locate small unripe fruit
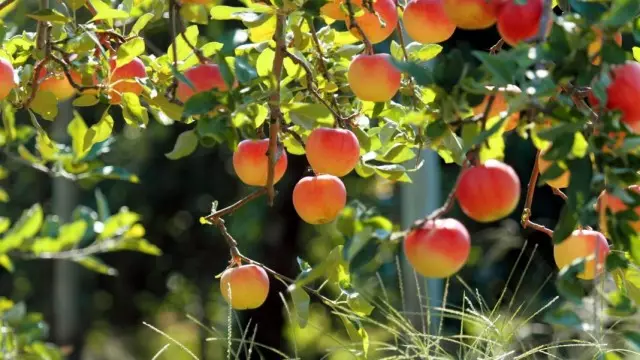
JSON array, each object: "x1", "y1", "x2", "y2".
[
  {"x1": 345, "y1": 0, "x2": 398, "y2": 44},
  {"x1": 404, "y1": 218, "x2": 471, "y2": 278},
  {"x1": 602, "y1": 61, "x2": 640, "y2": 134},
  {"x1": 108, "y1": 57, "x2": 147, "y2": 105},
  {"x1": 496, "y1": 0, "x2": 549, "y2": 46},
  {"x1": 38, "y1": 68, "x2": 82, "y2": 101},
  {"x1": 0, "y1": 58, "x2": 16, "y2": 100},
  {"x1": 588, "y1": 27, "x2": 623, "y2": 66},
  {"x1": 348, "y1": 54, "x2": 401, "y2": 102},
  {"x1": 176, "y1": 64, "x2": 228, "y2": 103},
  {"x1": 293, "y1": 175, "x2": 347, "y2": 224},
  {"x1": 537, "y1": 149, "x2": 570, "y2": 189},
  {"x1": 220, "y1": 265, "x2": 270, "y2": 310},
  {"x1": 554, "y1": 230, "x2": 610, "y2": 280},
  {"x1": 443, "y1": 0, "x2": 499, "y2": 30},
  {"x1": 456, "y1": 160, "x2": 521, "y2": 223},
  {"x1": 597, "y1": 185, "x2": 640, "y2": 235},
  {"x1": 232, "y1": 139, "x2": 288, "y2": 187},
  {"x1": 403, "y1": 0, "x2": 456, "y2": 44},
  {"x1": 306, "y1": 128, "x2": 360, "y2": 177}
]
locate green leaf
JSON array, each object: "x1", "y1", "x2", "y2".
[
  {"x1": 543, "y1": 307, "x2": 583, "y2": 329},
  {"x1": 295, "y1": 245, "x2": 348, "y2": 288},
  {"x1": 67, "y1": 111, "x2": 88, "y2": 161},
  {"x1": 95, "y1": 189, "x2": 110, "y2": 222},
  {"x1": 2, "y1": 103, "x2": 16, "y2": 142},
  {"x1": 552, "y1": 205, "x2": 578, "y2": 244},
  {"x1": 27, "y1": 9, "x2": 70, "y2": 24},
  {"x1": 473, "y1": 51, "x2": 516, "y2": 86},
  {"x1": 0, "y1": 255, "x2": 13, "y2": 272},
  {"x1": 210, "y1": 5, "x2": 271, "y2": 21},
  {"x1": 116, "y1": 37, "x2": 145, "y2": 68},
  {"x1": 165, "y1": 129, "x2": 199, "y2": 160},
  {"x1": 131, "y1": 13, "x2": 155, "y2": 35},
  {"x1": 183, "y1": 91, "x2": 218, "y2": 117},
  {"x1": 30, "y1": 91, "x2": 58, "y2": 121},
  {"x1": 84, "y1": 112, "x2": 114, "y2": 153},
  {"x1": 99, "y1": 210, "x2": 140, "y2": 240},
  {"x1": 75, "y1": 256, "x2": 118, "y2": 276},
  {"x1": 346, "y1": 291, "x2": 375, "y2": 316},
  {"x1": 285, "y1": 103, "x2": 334, "y2": 130},
  {"x1": 181, "y1": 42, "x2": 224, "y2": 70},
  {"x1": 73, "y1": 94, "x2": 100, "y2": 107},
  {"x1": 601, "y1": 0, "x2": 640, "y2": 29},
  {"x1": 113, "y1": 238, "x2": 161, "y2": 255},
  {"x1": 0, "y1": 188, "x2": 7, "y2": 203},
  {"x1": 623, "y1": 331, "x2": 640, "y2": 350},
  {"x1": 57, "y1": 221, "x2": 88, "y2": 248},
  {"x1": 82, "y1": 166, "x2": 140, "y2": 183},
  {"x1": 8, "y1": 203, "x2": 44, "y2": 240},
  {"x1": 338, "y1": 315, "x2": 369, "y2": 358},
  {"x1": 463, "y1": 116, "x2": 506, "y2": 153},
  {"x1": 556, "y1": 258, "x2": 587, "y2": 304},
  {"x1": 288, "y1": 286, "x2": 310, "y2": 328},
  {"x1": 0, "y1": 217, "x2": 10, "y2": 234},
  {"x1": 389, "y1": 59, "x2": 434, "y2": 86},
  {"x1": 405, "y1": 42, "x2": 443, "y2": 62},
  {"x1": 122, "y1": 93, "x2": 149, "y2": 127},
  {"x1": 89, "y1": 0, "x2": 129, "y2": 21},
  {"x1": 256, "y1": 48, "x2": 275, "y2": 78},
  {"x1": 168, "y1": 25, "x2": 199, "y2": 62}
]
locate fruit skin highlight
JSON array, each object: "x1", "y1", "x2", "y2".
[
  {"x1": 306, "y1": 128, "x2": 360, "y2": 177},
  {"x1": 293, "y1": 175, "x2": 347, "y2": 224},
  {"x1": 597, "y1": 185, "x2": 640, "y2": 235},
  {"x1": 404, "y1": 218, "x2": 471, "y2": 278},
  {"x1": 233, "y1": 139, "x2": 288, "y2": 187},
  {"x1": 403, "y1": 0, "x2": 456, "y2": 44},
  {"x1": 588, "y1": 27, "x2": 623, "y2": 66},
  {"x1": 537, "y1": 148, "x2": 570, "y2": 189},
  {"x1": 443, "y1": 0, "x2": 499, "y2": 30},
  {"x1": 456, "y1": 159, "x2": 521, "y2": 223},
  {"x1": 0, "y1": 57, "x2": 16, "y2": 101},
  {"x1": 496, "y1": 0, "x2": 547, "y2": 46},
  {"x1": 108, "y1": 57, "x2": 147, "y2": 105},
  {"x1": 553, "y1": 230, "x2": 610, "y2": 280},
  {"x1": 348, "y1": 53, "x2": 401, "y2": 102},
  {"x1": 602, "y1": 61, "x2": 640, "y2": 134},
  {"x1": 345, "y1": 0, "x2": 398, "y2": 44},
  {"x1": 176, "y1": 64, "x2": 228, "y2": 103},
  {"x1": 220, "y1": 265, "x2": 270, "y2": 310}
]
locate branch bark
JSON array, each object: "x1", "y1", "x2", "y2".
[{"x1": 521, "y1": 149, "x2": 554, "y2": 237}]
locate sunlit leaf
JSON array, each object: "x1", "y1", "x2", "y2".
[
  {"x1": 75, "y1": 256, "x2": 118, "y2": 276},
  {"x1": 165, "y1": 129, "x2": 199, "y2": 160}
]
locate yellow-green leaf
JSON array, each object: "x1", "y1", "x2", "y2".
[
  {"x1": 99, "y1": 210, "x2": 140, "y2": 240},
  {"x1": 0, "y1": 255, "x2": 13, "y2": 272},
  {"x1": 122, "y1": 93, "x2": 149, "y2": 127},
  {"x1": 114, "y1": 238, "x2": 161, "y2": 255},
  {"x1": 30, "y1": 91, "x2": 58, "y2": 121},
  {"x1": 116, "y1": 37, "x2": 145, "y2": 68},
  {"x1": 0, "y1": 188, "x2": 8, "y2": 203},
  {"x1": 84, "y1": 112, "x2": 114, "y2": 152},
  {"x1": 8, "y1": 203, "x2": 43, "y2": 240},
  {"x1": 57, "y1": 221, "x2": 88, "y2": 248},
  {"x1": 168, "y1": 25, "x2": 199, "y2": 62},
  {"x1": 75, "y1": 256, "x2": 118, "y2": 276},
  {"x1": 27, "y1": 9, "x2": 70, "y2": 24},
  {"x1": 2, "y1": 102, "x2": 16, "y2": 142},
  {"x1": 131, "y1": 13, "x2": 154, "y2": 34},
  {"x1": 571, "y1": 132, "x2": 588, "y2": 158},
  {"x1": 165, "y1": 129, "x2": 198, "y2": 160},
  {"x1": 248, "y1": 14, "x2": 277, "y2": 43},
  {"x1": 0, "y1": 217, "x2": 10, "y2": 234},
  {"x1": 633, "y1": 47, "x2": 640, "y2": 62},
  {"x1": 256, "y1": 47, "x2": 275, "y2": 77},
  {"x1": 67, "y1": 111, "x2": 88, "y2": 160},
  {"x1": 89, "y1": 0, "x2": 129, "y2": 22},
  {"x1": 36, "y1": 132, "x2": 57, "y2": 161}
]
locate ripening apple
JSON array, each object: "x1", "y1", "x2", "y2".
[
  {"x1": 0, "y1": 57, "x2": 16, "y2": 101},
  {"x1": 293, "y1": 174, "x2": 346, "y2": 224},
  {"x1": 306, "y1": 128, "x2": 360, "y2": 177},
  {"x1": 220, "y1": 264, "x2": 270, "y2": 310},
  {"x1": 404, "y1": 218, "x2": 471, "y2": 278},
  {"x1": 348, "y1": 53, "x2": 401, "y2": 102},
  {"x1": 537, "y1": 148, "x2": 570, "y2": 189},
  {"x1": 553, "y1": 230, "x2": 610, "y2": 280},
  {"x1": 456, "y1": 159, "x2": 521, "y2": 223},
  {"x1": 232, "y1": 139, "x2": 288, "y2": 187},
  {"x1": 442, "y1": 0, "x2": 499, "y2": 30},
  {"x1": 37, "y1": 68, "x2": 82, "y2": 101},
  {"x1": 108, "y1": 57, "x2": 147, "y2": 105},
  {"x1": 597, "y1": 185, "x2": 640, "y2": 235},
  {"x1": 599, "y1": 61, "x2": 640, "y2": 134},
  {"x1": 176, "y1": 63, "x2": 228, "y2": 103},
  {"x1": 345, "y1": 0, "x2": 398, "y2": 44},
  {"x1": 496, "y1": 0, "x2": 550, "y2": 46},
  {"x1": 403, "y1": 0, "x2": 456, "y2": 44},
  {"x1": 472, "y1": 84, "x2": 522, "y2": 132},
  {"x1": 588, "y1": 27, "x2": 623, "y2": 66},
  {"x1": 321, "y1": 0, "x2": 347, "y2": 20}
]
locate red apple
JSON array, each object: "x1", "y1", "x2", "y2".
[
  {"x1": 348, "y1": 53, "x2": 401, "y2": 102},
  {"x1": 176, "y1": 63, "x2": 228, "y2": 103},
  {"x1": 108, "y1": 57, "x2": 147, "y2": 105},
  {"x1": 293, "y1": 174, "x2": 347, "y2": 224},
  {"x1": 496, "y1": 0, "x2": 549, "y2": 46},
  {"x1": 456, "y1": 159, "x2": 521, "y2": 223},
  {"x1": 306, "y1": 128, "x2": 360, "y2": 177},
  {"x1": 37, "y1": 68, "x2": 82, "y2": 101},
  {"x1": 553, "y1": 230, "x2": 610, "y2": 280},
  {"x1": 0, "y1": 57, "x2": 16, "y2": 101},
  {"x1": 601, "y1": 61, "x2": 640, "y2": 134},
  {"x1": 232, "y1": 139, "x2": 288, "y2": 187},
  {"x1": 403, "y1": 0, "x2": 456, "y2": 44},
  {"x1": 220, "y1": 264, "x2": 270, "y2": 310},
  {"x1": 443, "y1": 0, "x2": 500, "y2": 30},
  {"x1": 404, "y1": 218, "x2": 471, "y2": 278},
  {"x1": 345, "y1": 0, "x2": 398, "y2": 44}
]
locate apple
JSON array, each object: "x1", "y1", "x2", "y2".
[
  {"x1": 345, "y1": 0, "x2": 398, "y2": 44},
  {"x1": 176, "y1": 63, "x2": 228, "y2": 103},
  {"x1": 37, "y1": 68, "x2": 83, "y2": 101},
  {"x1": 597, "y1": 185, "x2": 640, "y2": 235},
  {"x1": 443, "y1": 0, "x2": 499, "y2": 30},
  {"x1": 0, "y1": 57, "x2": 16, "y2": 101},
  {"x1": 306, "y1": 128, "x2": 360, "y2": 177},
  {"x1": 348, "y1": 53, "x2": 401, "y2": 102},
  {"x1": 403, "y1": 0, "x2": 456, "y2": 44},
  {"x1": 537, "y1": 148, "x2": 570, "y2": 189},
  {"x1": 321, "y1": 0, "x2": 348, "y2": 20},
  {"x1": 600, "y1": 61, "x2": 640, "y2": 134},
  {"x1": 496, "y1": 0, "x2": 550, "y2": 46},
  {"x1": 456, "y1": 159, "x2": 521, "y2": 223},
  {"x1": 232, "y1": 139, "x2": 288, "y2": 187},
  {"x1": 293, "y1": 174, "x2": 347, "y2": 224},
  {"x1": 108, "y1": 57, "x2": 147, "y2": 105},
  {"x1": 404, "y1": 218, "x2": 471, "y2": 278},
  {"x1": 588, "y1": 27, "x2": 623, "y2": 66},
  {"x1": 220, "y1": 264, "x2": 270, "y2": 310},
  {"x1": 553, "y1": 230, "x2": 610, "y2": 280}
]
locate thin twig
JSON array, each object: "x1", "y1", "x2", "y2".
[
  {"x1": 204, "y1": 189, "x2": 268, "y2": 221},
  {"x1": 2, "y1": 148, "x2": 78, "y2": 180},
  {"x1": 552, "y1": 187, "x2": 568, "y2": 201},
  {"x1": 345, "y1": 0, "x2": 373, "y2": 55},
  {"x1": 265, "y1": 14, "x2": 287, "y2": 206},
  {"x1": 12, "y1": 238, "x2": 120, "y2": 260},
  {"x1": 521, "y1": 149, "x2": 554, "y2": 237},
  {"x1": 49, "y1": 54, "x2": 102, "y2": 92},
  {"x1": 490, "y1": 39, "x2": 504, "y2": 54}
]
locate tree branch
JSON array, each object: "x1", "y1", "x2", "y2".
[
  {"x1": 345, "y1": 0, "x2": 373, "y2": 55},
  {"x1": 552, "y1": 187, "x2": 568, "y2": 201},
  {"x1": 265, "y1": 14, "x2": 287, "y2": 206},
  {"x1": 521, "y1": 149, "x2": 554, "y2": 237}
]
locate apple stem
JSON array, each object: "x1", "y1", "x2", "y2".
[
  {"x1": 345, "y1": 0, "x2": 374, "y2": 55},
  {"x1": 521, "y1": 149, "x2": 555, "y2": 237}
]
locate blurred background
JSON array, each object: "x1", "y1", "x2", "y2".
[{"x1": 0, "y1": 2, "x2": 582, "y2": 359}]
